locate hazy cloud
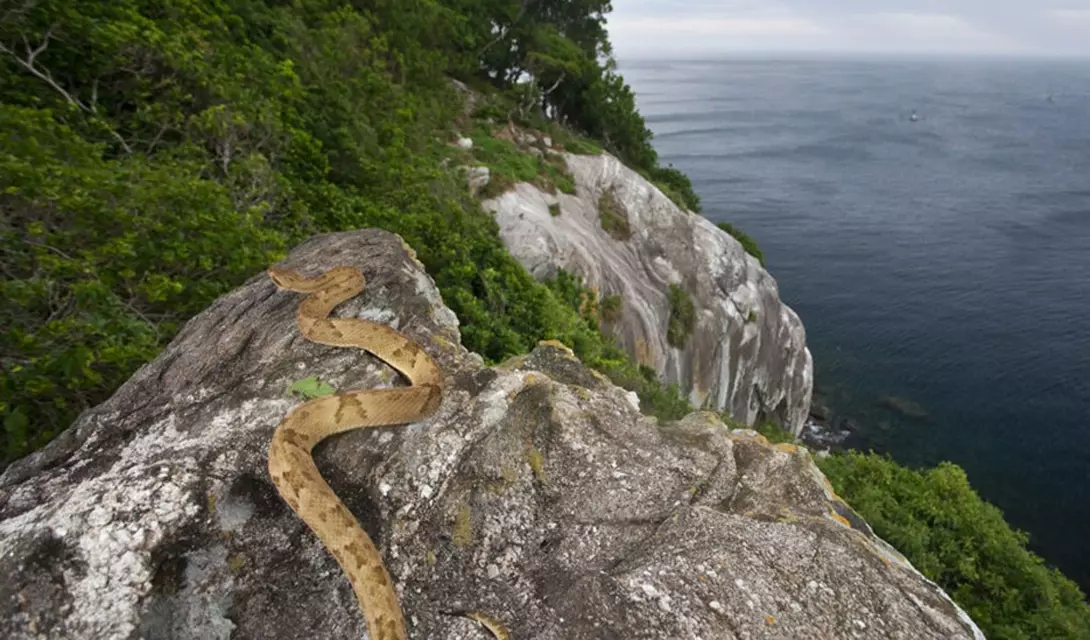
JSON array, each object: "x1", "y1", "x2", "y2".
[{"x1": 608, "y1": 1, "x2": 1090, "y2": 57}]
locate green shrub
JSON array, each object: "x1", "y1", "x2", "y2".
[
  {"x1": 717, "y1": 222, "x2": 766, "y2": 267},
  {"x1": 819, "y1": 452, "x2": 1090, "y2": 639},
  {"x1": 598, "y1": 190, "x2": 631, "y2": 240},
  {"x1": 666, "y1": 284, "x2": 696, "y2": 348},
  {"x1": 600, "y1": 294, "x2": 622, "y2": 323},
  {"x1": 548, "y1": 203, "x2": 561, "y2": 217}
]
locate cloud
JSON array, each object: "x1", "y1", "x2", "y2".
[
  {"x1": 1048, "y1": 8, "x2": 1090, "y2": 22},
  {"x1": 607, "y1": 1, "x2": 1090, "y2": 57},
  {"x1": 839, "y1": 12, "x2": 1027, "y2": 53},
  {"x1": 611, "y1": 16, "x2": 828, "y2": 39}
]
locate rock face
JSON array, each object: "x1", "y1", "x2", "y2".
[
  {"x1": 482, "y1": 151, "x2": 813, "y2": 435},
  {"x1": 0, "y1": 230, "x2": 982, "y2": 640}
]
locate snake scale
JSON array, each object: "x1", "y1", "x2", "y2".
[{"x1": 267, "y1": 265, "x2": 508, "y2": 640}]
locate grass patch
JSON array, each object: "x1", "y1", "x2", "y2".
[
  {"x1": 755, "y1": 420, "x2": 795, "y2": 444},
  {"x1": 548, "y1": 203, "x2": 561, "y2": 217},
  {"x1": 666, "y1": 284, "x2": 696, "y2": 348},
  {"x1": 717, "y1": 222, "x2": 766, "y2": 267},
  {"x1": 469, "y1": 125, "x2": 575, "y2": 197},
  {"x1": 598, "y1": 190, "x2": 631, "y2": 240},
  {"x1": 560, "y1": 136, "x2": 603, "y2": 155}
]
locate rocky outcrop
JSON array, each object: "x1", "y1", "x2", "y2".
[
  {"x1": 481, "y1": 148, "x2": 813, "y2": 435},
  {"x1": 0, "y1": 230, "x2": 982, "y2": 639}
]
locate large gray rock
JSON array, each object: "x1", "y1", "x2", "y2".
[
  {"x1": 0, "y1": 230, "x2": 982, "y2": 640},
  {"x1": 482, "y1": 152, "x2": 813, "y2": 435}
]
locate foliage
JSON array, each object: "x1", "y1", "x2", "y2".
[
  {"x1": 717, "y1": 222, "x2": 766, "y2": 267},
  {"x1": 288, "y1": 376, "x2": 335, "y2": 399},
  {"x1": 0, "y1": 0, "x2": 672, "y2": 465},
  {"x1": 755, "y1": 421, "x2": 795, "y2": 444},
  {"x1": 560, "y1": 136, "x2": 602, "y2": 155},
  {"x1": 641, "y1": 166, "x2": 702, "y2": 212},
  {"x1": 598, "y1": 190, "x2": 631, "y2": 240},
  {"x1": 469, "y1": 126, "x2": 574, "y2": 196},
  {"x1": 548, "y1": 203, "x2": 561, "y2": 217},
  {"x1": 819, "y1": 452, "x2": 1090, "y2": 639},
  {"x1": 600, "y1": 294, "x2": 622, "y2": 324},
  {"x1": 666, "y1": 284, "x2": 696, "y2": 348}
]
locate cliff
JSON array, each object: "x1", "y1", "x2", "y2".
[
  {"x1": 0, "y1": 230, "x2": 982, "y2": 639},
  {"x1": 478, "y1": 133, "x2": 812, "y2": 434}
]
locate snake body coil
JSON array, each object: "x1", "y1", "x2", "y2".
[{"x1": 267, "y1": 266, "x2": 507, "y2": 640}]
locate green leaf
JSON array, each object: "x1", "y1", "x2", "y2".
[{"x1": 288, "y1": 376, "x2": 335, "y2": 399}]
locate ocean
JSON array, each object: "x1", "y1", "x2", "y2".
[{"x1": 619, "y1": 56, "x2": 1090, "y2": 591}]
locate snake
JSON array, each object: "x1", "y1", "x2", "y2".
[{"x1": 266, "y1": 265, "x2": 509, "y2": 640}]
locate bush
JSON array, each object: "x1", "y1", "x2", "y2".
[
  {"x1": 818, "y1": 452, "x2": 1090, "y2": 639},
  {"x1": 600, "y1": 294, "x2": 622, "y2": 324},
  {"x1": 666, "y1": 284, "x2": 696, "y2": 348},
  {"x1": 598, "y1": 190, "x2": 631, "y2": 240},
  {"x1": 716, "y1": 222, "x2": 765, "y2": 267},
  {"x1": 647, "y1": 166, "x2": 702, "y2": 213}
]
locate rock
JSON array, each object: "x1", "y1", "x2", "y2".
[
  {"x1": 462, "y1": 166, "x2": 490, "y2": 196},
  {"x1": 809, "y1": 400, "x2": 831, "y2": 421},
  {"x1": 481, "y1": 152, "x2": 813, "y2": 435},
  {"x1": 456, "y1": 136, "x2": 473, "y2": 150},
  {"x1": 449, "y1": 79, "x2": 478, "y2": 116},
  {"x1": 0, "y1": 230, "x2": 983, "y2": 640}
]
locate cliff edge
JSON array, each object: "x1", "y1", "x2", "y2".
[
  {"x1": 0, "y1": 230, "x2": 981, "y2": 639},
  {"x1": 480, "y1": 139, "x2": 812, "y2": 434}
]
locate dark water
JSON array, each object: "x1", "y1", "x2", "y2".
[{"x1": 621, "y1": 56, "x2": 1090, "y2": 590}]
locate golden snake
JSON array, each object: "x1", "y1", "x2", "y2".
[{"x1": 267, "y1": 265, "x2": 508, "y2": 640}]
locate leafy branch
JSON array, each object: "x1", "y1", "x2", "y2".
[{"x1": 0, "y1": 26, "x2": 132, "y2": 154}]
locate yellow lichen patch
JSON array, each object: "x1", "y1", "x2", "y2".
[
  {"x1": 574, "y1": 387, "x2": 591, "y2": 401},
  {"x1": 486, "y1": 466, "x2": 520, "y2": 496},
  {"x1": 431, "y1": 334, "x2": 453, "y2": 350},
  {"x1": 537, "y1": 339, "x2": 576, "y2": 358},
  {"x1": 426, "y1": 550, "x2": 437, "y2": 566},
  {"x1": 764, "y1": 614, "x2": 776, "y2": 625},
  {"x1": 522, "y1": 372, "x2": 550, "y2": 387},
  {"x1": 501, "y1": 465, "x2": 519, "y2": 484},
  {"x1": 589, "y1": 369, "x2": 611, "y2": 384},
  {"x1": 207, "y1": 493, "x2": 217, "y2": 514},
  {"x1": 227, "y1": 553, "x2": 246, "y2": 573},
  {"x1": 774, "y1": 442, "x2": 799, "y2": 454},
  {"x1": 526, "y1": 448, "x2": 546, "y2": 482},
  {"x1": 496, "y1": 354, "x2": 529, "y2": 370},
  {"x1": 453, "y1": 504, "x2": 473, "y2": 548},
  {"x1": 828, "y1": 510, "x2": 853, "y2": 529}
]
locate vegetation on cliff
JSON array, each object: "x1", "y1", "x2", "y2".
[
  {"x1": 820, "y1": 452, "x2": 1090, "y2": 639},
  {"x1": 0, "y1": 0, "x2": 693, "y2": 465}
]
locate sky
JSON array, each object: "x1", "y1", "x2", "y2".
[{"x1": 607, "y1": 1, "x2": 1090, "y2": 59}]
